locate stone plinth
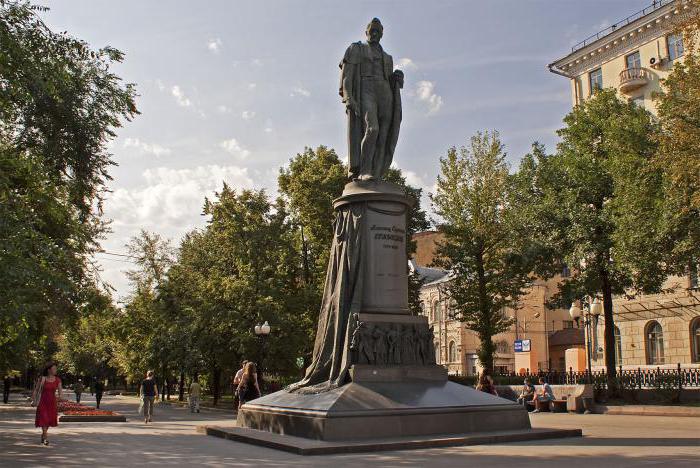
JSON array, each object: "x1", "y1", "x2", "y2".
[
  {"x1": 335, "y1": 180, "x2": 413, "y2": 315},
  {"x1": 237, "y1": 367, "x2": 530, "y2": 441},
  {"x1": 236, "y1": 180, "x2": 533, "y2": 444}
]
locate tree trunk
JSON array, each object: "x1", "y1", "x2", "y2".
[
  {"x1": 178, "y1": 371, "x2": 185, "y2": 401},
  {"x1": 475, "y1": 245, "x2": 494, "y2": 374},
  {"x1": 212, "y1": 366, "x2": 221, "y2": 407},
  {"x1": 161, "y1": 362, "x2": 167, "y2": 401},
  {"x1": 600, "y1": 267, "x2": 618, "y2": 396}
]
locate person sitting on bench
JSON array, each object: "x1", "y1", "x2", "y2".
[
  {"x1": 517, "y1": 378, "x2": 535, "y2": 407},
  {"x1": 531, "y1": 377, "x2": 554, "y2": 413}
]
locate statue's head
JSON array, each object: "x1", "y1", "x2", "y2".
[{"x1": 365, "y1": 18, "x2": 383, "y2": 44}]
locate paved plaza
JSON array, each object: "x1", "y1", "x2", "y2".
[{"x1": 0, "y1": 393, "x2": 698, "y2": 467}]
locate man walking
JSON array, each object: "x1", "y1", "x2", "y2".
[
  {"x1": 93, "y1": 379, "x2": 105, "y2": 409},
  {"x1": 189, "y1": 377, "x2": 201, "y2": 413},
  {"x1": 140, "y1": 370, "x2": 158, "y2": 423},
  {"x1": 3, "y1": 375, "x2": 11, "y2": 404},
  {"x1": 74, "y1": 379, "x2": 84, "y2": 403}
]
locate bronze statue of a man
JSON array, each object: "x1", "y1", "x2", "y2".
[{"x1": 339, "y1": 18, "x2": 403, "y2": 181}]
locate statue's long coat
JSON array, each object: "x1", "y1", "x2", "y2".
[{"x1": 339, "y1": 41, "x2": 402, "y2": 179}]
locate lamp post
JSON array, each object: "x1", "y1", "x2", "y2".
[
  {"x1": 254, "y1": 321, "x2": 271, "y2": 390},
  {"x1": 569, "y1": 297, "x2": 602, "y2": 384}
]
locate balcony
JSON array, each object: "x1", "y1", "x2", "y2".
[{"x1": 618, "y1": 67, "x2": 650, "y2": 94}]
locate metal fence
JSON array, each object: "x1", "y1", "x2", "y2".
[{"x1": 484, "y1": 364, "x2": 700, "y2": 389}]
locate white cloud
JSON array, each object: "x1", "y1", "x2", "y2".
[
  {"x1": 171, "y1": 85, "x2": 192, "y2": 107},
  {"x1": 248, "y1": 83, "x2": 257, "y2": 90},
  {"x1": 219, "y1": 138, "x2": 251, "y2": 159},
  {"x1": 241, "y1": 110, "x2": 256, "y2": 120},
  {"x1": 264, "y1": 127, "x2": 273, "y2": 134},
  {"x1": 290, "y1": 86, "x2": 311, "y2": 98},
  {"x1": 122, "y1": 137, "x2": 172, "y2": 158},
  {"x1": 106, "y1": 165, "x2": 254, "y2": 232},
  {"x1": 415, "y1": 80, "x2": 443, "y2": 115},
  {"x1": 397, "y1": 57, "x2": 417, "y2": 70},
  {"x1": 155, "y1": 79, "x2": 165, "y2": 91},
  {"x1": 252, "y1": 58, "x2": 263, "y2": 66},
  {"x1": 207, "y1": 38, "x2": 222, "y2": 53},
  {"x1": 217, "y1": 105, "x2": 232, "y2": 114}
]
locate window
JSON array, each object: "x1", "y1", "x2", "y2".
[
  {"x1": 626, "y1": 51, "x2": 641, "y2": 69},
  {"x1": 434, "y1": 302, "x2": 442, "y2": 322},
  {"x1": 589, "y1": 68, "x2": 603, "y2": 93},
  {"x1": 448, "y1": 341, "x2": 457, "y2": 363},
  {"x1": 691, "y1": 318, "x2": 700, "y2": 363},
  {"x1": 614, "y1": 325, "x2": 623, "y2": 367},
  {"x1": 667, "y1": 33, "x2": 684, "y2": 61},
  {"x1": 646, "y1": 321, "x2": 665, "y2": 365},
  {"x1": 563, "y1": 320, "x2": 574, "y2": 329}
]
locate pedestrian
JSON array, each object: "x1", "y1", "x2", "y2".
[
  {"x1": 189, "y1": 377, "x2": 201, "y2": 413},
  {"x1": 531, "y1": 377, "x2": 555, "y2": 413},
  {"x1": 32, "y1": 362, "x2": 63, "y2": 446},
  {"x1": 140, "y1": 370, "x2": 159, "y2": 424},
  {"x1": 3, "y1": 374, "x2": 11, "y2": 404},
  {"x1": 93, "y1": 379, "x2": 105, "y2": 409},
  {"x1": 475, "y1": 371, "x2": 498, "y2": 396},
  {"x1": 233, "y1": 360, "x2": 248, "y2": 387},
  {"x1": 236, "y1": 362, "x2": 261, "y2": 410},
  {"x1": 74, "y1": 379, "x2": 84, "y2": 404}
]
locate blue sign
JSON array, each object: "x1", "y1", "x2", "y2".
[{"x1": 514, "y1": 339, "x2": 531, "y2": 353}]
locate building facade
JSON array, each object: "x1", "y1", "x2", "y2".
[
  {"x1": 549, "y1": 0, "x2": 700, "y2": 370},
  {"x1": 412, "y1": 232, "x2": 584, "y2": 375},
  {"x1": 548, "y1": 0, "x2": 693, "y2": 114}
]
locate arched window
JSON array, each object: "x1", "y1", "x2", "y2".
[
  {"x1": 434, "y1": 343, "x2": 440, "y2": 364},
  {"x1": 448, "y1": 341, "x2": 456, "y2": 363},
  {"x1": 646, "y1": 321, "x2": 664, "y2": 365},
  {"x1": 435, "y1": 302, "x2": 443, "y2": 323},
  {"x1": 691, "y1": 318, "x2": 700, "y2": 363},
  {"x1": 614, "y1": 326, "x2": 622, "y2": 367}
]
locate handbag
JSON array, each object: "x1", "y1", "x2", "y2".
[
  {"x1": 138, "y1": 397, "x2": 144, "y2": 415},
  {"x1": 31, "y1": 376, "x2": 44, "y2": 407}
]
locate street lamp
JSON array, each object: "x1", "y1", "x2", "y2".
[
  {"x1": 254, "y1": 321, "x2": 271, "y2": 390},
  {"x1": 569, "y1": 297, "x2": 601, "y2": 385}
]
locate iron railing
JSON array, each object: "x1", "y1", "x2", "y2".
[
  {"x1": 571, "y1": 0, "x2": 676, "y2": 53},
  {"x1": 483, "y1": 364, "x2": 700, "y2": 389}
]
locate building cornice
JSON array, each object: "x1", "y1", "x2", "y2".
[{"x1": 549, "y1": 1, "x2": 692, "y2": 77}]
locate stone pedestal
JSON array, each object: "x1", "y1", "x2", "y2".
[
  {"x1": 334, "y1": 180, "x2": 413, "y2": 315},
  {"x1": 236, "y1": 181, "x2": 532, "y2": 442}
]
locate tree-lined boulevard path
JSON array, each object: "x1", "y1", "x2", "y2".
[{"x1": 1, "y1": 393, "x2": 698, "y2": 467}]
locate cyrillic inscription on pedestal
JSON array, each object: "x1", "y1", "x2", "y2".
[{"x1": 363, "y1": 201, "x2": 409, "y2": 314}]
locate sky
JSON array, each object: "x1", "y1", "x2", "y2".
[{"x1": 41, "y1": 0, "x2": 650, "y2": 300}]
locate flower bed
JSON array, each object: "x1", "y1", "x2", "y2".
[{"x1": 57, "y1": 399, "x2": 126, "y2": 422}]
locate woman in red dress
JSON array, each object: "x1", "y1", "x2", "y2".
[{"x1": 33, "y1": 362, "x2": 63, "y2": 445}]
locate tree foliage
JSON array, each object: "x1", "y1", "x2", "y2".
[
  {"x1": 0, "y1": 1, "x2": 137, "y2": 372},
  {"x1": 431, "y1": 131, "x2": 541, "y2": 372},
  {"x1": 654, "y1": 14, "x2": 700, "y2": 273},
  {"x1": 519, "y1": 89, "x2": 661, "y2": 385}
]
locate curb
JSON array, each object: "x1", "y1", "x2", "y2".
[{"x1": 595, "y1": 404, "x2": 700, "y2": 417}]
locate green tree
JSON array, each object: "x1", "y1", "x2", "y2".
[
  {"x1": 521, "y1": 89, "x2": 662, "y2": 389},
  {"x1": 0, "y1": 1, "x2": 137, "y2": 372},
  {"x1": 166, "y1": 187, "x2": 308, "y2": 403},
  {"x1": 431, "y1": 131, "x2": 540, "y2": 373},
  {"x1": 111, "y1": 231, "x2": 176, "y2": 393},
  {"x1": 654, "y1": 34, "x2": 700, "y2": 275}
]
